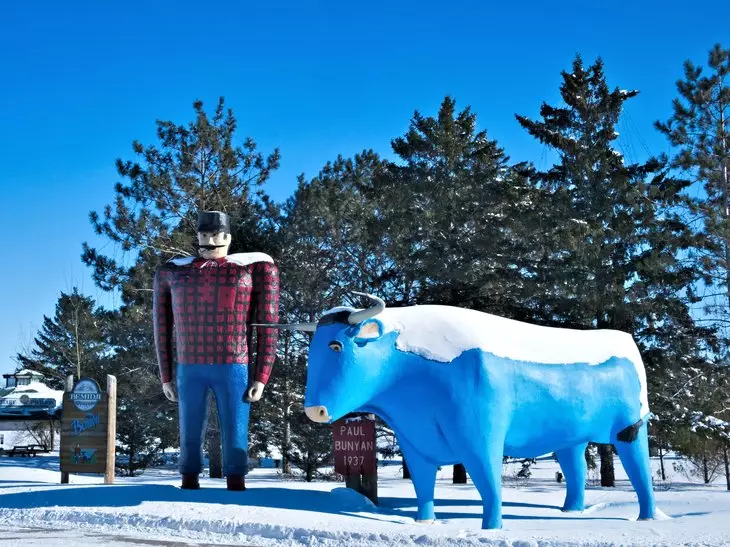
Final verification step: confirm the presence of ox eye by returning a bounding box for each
[329,341,343,353]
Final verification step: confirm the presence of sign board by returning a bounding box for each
[332,416,376,476]
[60,378,110,475]
[0,397,56,408]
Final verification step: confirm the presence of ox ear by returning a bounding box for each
[353,319,383,343]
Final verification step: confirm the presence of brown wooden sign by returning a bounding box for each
[333,416,376,476]
[60,376,116,482]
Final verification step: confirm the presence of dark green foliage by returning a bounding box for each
[82,97,280,301]
[371,97,533,316]
[289,407,334,482]
[655,44,730,479]
[16,288,107,388]
[516,55,714,485]
[105,305,178,476]
[656,44,730,333]
[267,151,388,477]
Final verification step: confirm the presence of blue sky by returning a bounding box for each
[1,0,728,376]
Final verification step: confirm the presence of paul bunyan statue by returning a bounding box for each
[153,211,279,490]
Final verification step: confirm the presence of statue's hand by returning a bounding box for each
[162,382,177,402]
[246,381,265,402]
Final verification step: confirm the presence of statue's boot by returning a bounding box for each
[181,473,200,490]
[226,474,246,491]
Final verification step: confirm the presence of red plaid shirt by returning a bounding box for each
[153,253,279,385]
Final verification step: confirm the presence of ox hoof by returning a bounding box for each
[637,517,656,521]
[415,519,435,524]
[561,508,584,513]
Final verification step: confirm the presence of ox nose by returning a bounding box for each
[305,405,331,423]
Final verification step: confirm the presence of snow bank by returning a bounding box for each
[1,453,729,545]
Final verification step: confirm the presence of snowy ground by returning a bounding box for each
[0,453,728,546]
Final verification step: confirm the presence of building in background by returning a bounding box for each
[0,370,63,451]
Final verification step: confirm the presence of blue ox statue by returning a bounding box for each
[257,293,656,529]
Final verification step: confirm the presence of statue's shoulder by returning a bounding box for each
[226,252,274,267]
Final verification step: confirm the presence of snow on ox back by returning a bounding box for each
[374,305,649,418]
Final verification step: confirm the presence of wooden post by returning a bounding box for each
[361,413,378,504]
[61,375,74,484]
[361,470,378,505]
[105,375,117,485]
[345,473,362,492]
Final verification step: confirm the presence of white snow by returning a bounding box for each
[0,452,728,546]
[169,256,195,266]
[169,252,273,267]
[226,252,274,266]
[328,305,649,417]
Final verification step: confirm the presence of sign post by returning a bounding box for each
[60,375,117,485]
[332,414,377,505]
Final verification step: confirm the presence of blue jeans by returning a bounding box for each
[176,363,250,476]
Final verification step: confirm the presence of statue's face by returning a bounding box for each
[197,231,231,259]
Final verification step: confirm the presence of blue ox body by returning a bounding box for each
[272,297,656,529]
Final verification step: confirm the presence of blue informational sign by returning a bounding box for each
[70,379,102,412]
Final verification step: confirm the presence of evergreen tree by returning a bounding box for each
[83,98,281,474]
[263,152,387,478]
[16,288,106,387]
[656,44,730,344]
[372,97,533,316]
[516,56,709,486]
[83,97,280,298]
[655,44,730,487]
[104,305,178,476]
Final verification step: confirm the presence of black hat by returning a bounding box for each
[197,211,231,234]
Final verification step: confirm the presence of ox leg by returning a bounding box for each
[555,443,587,512]
[614,421,656,520]
[439,402,507,529]
[462,447,504,530]
[399,439,437,522]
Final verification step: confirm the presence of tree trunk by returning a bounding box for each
[723,444,729,491]
[282,332,292,475]
[453,463,467,484]
[659,443,666,481]
[129,443,136,477]
[703,455,710,484]
[305,452,314,482]
[207,397,223,479]
[599,444,615,487]
[403,458,411,479]
[283,411,292,474]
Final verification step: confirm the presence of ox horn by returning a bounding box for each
[250,322,318,332]
[347,291,386,324]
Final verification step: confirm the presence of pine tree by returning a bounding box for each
[516,55,709,486]
[289,408,334,482]
[82,98,280,475]
[656,44,730,344]
[16,288,106,387]
[372,97,533,316]
[655,44,730,488]
[104,305,178,476]
[83,97,280,297]
[266,151,387,478]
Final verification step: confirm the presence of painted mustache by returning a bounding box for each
[199,244,226,250]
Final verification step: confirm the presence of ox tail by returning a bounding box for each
[617,418,643,443]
